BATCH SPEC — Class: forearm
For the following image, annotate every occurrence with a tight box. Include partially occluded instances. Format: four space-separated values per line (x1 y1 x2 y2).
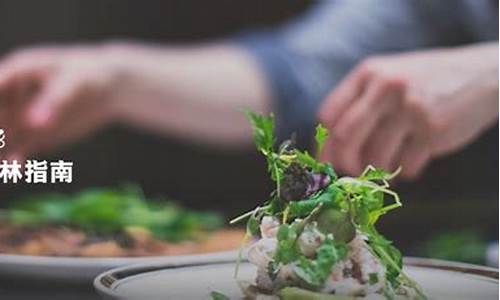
463 42 499 140
449 42 498 128
103 42 271 147
420 42 499 155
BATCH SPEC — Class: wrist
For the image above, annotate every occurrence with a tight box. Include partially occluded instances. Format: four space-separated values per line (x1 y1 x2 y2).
97 42 145 123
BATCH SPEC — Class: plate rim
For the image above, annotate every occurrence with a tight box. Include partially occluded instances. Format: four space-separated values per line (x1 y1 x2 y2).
93 257 499 299
0 250 239 284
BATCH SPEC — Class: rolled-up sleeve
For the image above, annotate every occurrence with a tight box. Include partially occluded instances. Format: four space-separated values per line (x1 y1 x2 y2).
234 31 320 146
234 0 497 147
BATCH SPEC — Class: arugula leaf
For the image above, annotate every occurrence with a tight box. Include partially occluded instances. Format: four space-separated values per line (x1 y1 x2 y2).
244 110 286 188
275 224 301 264
246 214 260 236
294 151 325 173
364 228 403 289
288 186 341 218
244 110 275 154
322 164 337 181
314 124 328 158
360 165 401 182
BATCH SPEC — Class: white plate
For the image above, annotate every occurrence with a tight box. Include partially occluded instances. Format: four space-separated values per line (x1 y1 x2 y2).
94 257 499 300
0 250 238 285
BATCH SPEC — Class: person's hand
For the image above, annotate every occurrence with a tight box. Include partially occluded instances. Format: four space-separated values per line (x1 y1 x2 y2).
319 43 499 179
0 45 121 160
0 43 270 159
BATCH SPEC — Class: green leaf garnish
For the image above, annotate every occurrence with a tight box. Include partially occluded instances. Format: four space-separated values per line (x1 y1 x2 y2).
314 124 328 158
235 111 427 300
244 110 275 155
294 235 347 288
210 291 230 300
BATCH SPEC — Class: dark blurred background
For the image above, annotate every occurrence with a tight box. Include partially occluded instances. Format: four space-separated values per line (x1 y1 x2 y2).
0 0 497 256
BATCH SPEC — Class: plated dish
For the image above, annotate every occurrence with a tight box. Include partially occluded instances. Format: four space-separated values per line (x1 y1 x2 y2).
0 185 242 257
94 258 499 300
229 111 427 299
0 186 243 283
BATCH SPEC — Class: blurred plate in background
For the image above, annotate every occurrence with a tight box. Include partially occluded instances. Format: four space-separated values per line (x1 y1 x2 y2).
0 250 237 285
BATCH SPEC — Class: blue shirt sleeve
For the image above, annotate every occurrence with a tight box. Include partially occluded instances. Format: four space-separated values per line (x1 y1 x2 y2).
234 0 498 147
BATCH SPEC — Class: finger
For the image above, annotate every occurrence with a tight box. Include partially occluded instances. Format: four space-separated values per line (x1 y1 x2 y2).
3 153 24 166
320 135 332 160
318 64 372 128
0 75 28 139
397 92 432 179
26 72 79 128
320 135 342 171
12 75 36 116
0 58 48 131
333 78 404 175
0 76 41 149
334 78 405 142
399 134 431 179
0 53 50 92
11 104 105 159
4 138 38 161
0 136 26 162
363 113 409 170
1 78 34 131
0 126 26 161
0 80 13 122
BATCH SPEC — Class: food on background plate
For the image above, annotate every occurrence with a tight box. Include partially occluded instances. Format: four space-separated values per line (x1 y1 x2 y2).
0 186 243 257
421 229 488 265
229 111 426 299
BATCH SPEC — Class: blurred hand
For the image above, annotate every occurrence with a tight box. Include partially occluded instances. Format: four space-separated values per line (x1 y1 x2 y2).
0 46 119 159
319 43 498 179
0 43 269 159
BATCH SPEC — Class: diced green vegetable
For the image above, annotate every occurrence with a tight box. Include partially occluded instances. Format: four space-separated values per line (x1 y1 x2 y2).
210 291 230 300
317 209 355 243
294 235 347 288
369 273 379 285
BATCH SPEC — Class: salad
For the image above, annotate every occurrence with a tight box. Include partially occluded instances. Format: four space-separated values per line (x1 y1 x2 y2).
230 111 426 299
0 185 243 257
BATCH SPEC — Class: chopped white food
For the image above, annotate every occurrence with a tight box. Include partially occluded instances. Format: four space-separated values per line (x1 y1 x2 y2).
297 223 325 258
247 218 280 291
248 217 387 297
260 216 280 239
322 234 386 296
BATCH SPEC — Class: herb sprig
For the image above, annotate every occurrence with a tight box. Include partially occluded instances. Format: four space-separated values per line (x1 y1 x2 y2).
232 111 426 299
